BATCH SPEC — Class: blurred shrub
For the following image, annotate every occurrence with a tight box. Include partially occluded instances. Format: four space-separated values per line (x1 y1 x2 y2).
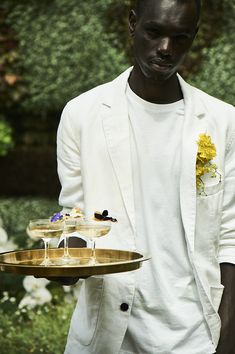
0 117 13 156
0 0 234 152
0 198 81 354
188 1 235 105
0 197 58 248
0 300 73 354
0 5 22 108
0 147 60 197
180 0 225 77
4 0 128 113
0 197 60 294
5 0 233 112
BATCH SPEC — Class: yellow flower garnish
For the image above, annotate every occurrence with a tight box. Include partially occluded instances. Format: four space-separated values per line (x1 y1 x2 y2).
196 134 218 194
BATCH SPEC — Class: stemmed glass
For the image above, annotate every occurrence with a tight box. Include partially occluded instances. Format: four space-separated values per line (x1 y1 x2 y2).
27 219 64 266
76 218 111 265
59 218 81 265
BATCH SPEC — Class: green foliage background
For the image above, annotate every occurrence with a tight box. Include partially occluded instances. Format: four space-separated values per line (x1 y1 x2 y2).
0 197 58 248
0 1 234 351
0 301 73 354
0 0 234 152
0 118 13 156
0 198 73 353
0 197 59 295
188 1 235 104
4 0 129 113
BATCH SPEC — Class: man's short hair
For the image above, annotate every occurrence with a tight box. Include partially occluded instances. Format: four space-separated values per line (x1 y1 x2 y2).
135 0 201 19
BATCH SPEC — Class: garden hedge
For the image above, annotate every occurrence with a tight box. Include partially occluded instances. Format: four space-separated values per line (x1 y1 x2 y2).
0 197 74 353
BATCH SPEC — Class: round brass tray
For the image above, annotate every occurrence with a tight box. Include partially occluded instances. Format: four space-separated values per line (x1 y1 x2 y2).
0 248 151 277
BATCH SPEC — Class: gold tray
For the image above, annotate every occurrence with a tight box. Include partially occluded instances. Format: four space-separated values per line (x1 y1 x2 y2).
0 248 150 277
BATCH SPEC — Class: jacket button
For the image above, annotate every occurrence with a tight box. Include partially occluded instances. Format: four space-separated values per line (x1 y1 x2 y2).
120 303 129 312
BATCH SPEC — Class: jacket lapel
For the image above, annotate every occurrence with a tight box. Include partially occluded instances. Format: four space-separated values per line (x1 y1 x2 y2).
178 75 208 251
102 69 136 234
101 70 209 248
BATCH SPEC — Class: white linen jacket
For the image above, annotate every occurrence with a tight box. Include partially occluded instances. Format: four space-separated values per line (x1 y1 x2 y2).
57 68 235 354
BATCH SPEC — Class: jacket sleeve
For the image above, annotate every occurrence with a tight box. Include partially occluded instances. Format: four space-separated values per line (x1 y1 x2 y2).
218 129 235 264
57 103 84 212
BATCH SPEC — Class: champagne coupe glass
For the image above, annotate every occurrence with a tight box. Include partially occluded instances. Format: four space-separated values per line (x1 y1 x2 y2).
76 218 111 265
59 218 81 265
27 219 64 266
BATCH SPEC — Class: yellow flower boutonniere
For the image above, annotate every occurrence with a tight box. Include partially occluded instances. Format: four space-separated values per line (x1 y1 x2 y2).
196 133 220 195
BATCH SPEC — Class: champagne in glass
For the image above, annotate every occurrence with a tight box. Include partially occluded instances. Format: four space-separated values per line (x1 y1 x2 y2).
27 219 63 266
59 218 81 265
76 219 111 265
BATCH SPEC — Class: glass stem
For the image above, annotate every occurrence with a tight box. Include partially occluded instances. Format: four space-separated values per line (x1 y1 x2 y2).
90 239 96 261
43 239 50 263
64 234 69 258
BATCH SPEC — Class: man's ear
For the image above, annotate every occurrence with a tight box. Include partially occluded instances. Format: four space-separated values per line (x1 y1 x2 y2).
129 10 137 37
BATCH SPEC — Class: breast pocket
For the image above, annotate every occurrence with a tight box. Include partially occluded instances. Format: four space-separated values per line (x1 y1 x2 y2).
195 189 224 257
198 170 223 196
69 276 104 346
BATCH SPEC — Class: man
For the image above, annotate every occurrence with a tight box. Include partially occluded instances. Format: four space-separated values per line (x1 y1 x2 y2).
57 0 235 353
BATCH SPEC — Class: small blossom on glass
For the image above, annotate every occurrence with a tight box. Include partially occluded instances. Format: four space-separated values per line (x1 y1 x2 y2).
50 212 64 222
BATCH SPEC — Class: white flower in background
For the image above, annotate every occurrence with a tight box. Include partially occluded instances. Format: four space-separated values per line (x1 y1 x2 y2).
63 280 82 303
23 275 49 292
19 275 52 309
0 239 17 253
0 218 17 253
0 291 9 303
18 295 38 309
0 227 7 244
63 285 71 293
64 293 74 304
31 288 52 306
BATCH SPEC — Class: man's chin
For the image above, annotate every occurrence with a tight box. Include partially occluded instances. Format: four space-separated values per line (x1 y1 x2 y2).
143 65 176 83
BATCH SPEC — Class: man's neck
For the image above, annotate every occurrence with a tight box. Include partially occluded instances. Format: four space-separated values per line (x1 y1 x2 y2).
128 66 183 104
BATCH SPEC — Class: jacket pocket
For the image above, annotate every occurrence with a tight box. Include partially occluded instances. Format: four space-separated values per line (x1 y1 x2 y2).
198 170 223 196
69 276 104 346
203 183 222 196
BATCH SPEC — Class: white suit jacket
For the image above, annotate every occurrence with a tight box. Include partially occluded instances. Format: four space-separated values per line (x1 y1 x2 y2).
57 68 235 353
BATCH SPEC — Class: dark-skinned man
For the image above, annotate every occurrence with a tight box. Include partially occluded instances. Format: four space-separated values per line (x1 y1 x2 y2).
56 0 235 352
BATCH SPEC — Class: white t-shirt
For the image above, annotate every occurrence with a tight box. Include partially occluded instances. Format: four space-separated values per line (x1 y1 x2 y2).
120 84 215 354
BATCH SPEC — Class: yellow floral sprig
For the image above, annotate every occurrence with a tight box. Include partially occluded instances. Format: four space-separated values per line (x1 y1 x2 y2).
196 133 219 194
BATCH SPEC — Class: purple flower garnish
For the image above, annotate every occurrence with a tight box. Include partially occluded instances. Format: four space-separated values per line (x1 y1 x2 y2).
50 212 64 222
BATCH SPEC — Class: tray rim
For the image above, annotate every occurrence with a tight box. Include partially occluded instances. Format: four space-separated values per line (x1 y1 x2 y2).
0 248 151 277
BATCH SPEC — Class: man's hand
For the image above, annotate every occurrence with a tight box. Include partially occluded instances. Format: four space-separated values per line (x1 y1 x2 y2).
216 263 235 354
47 276 88 286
